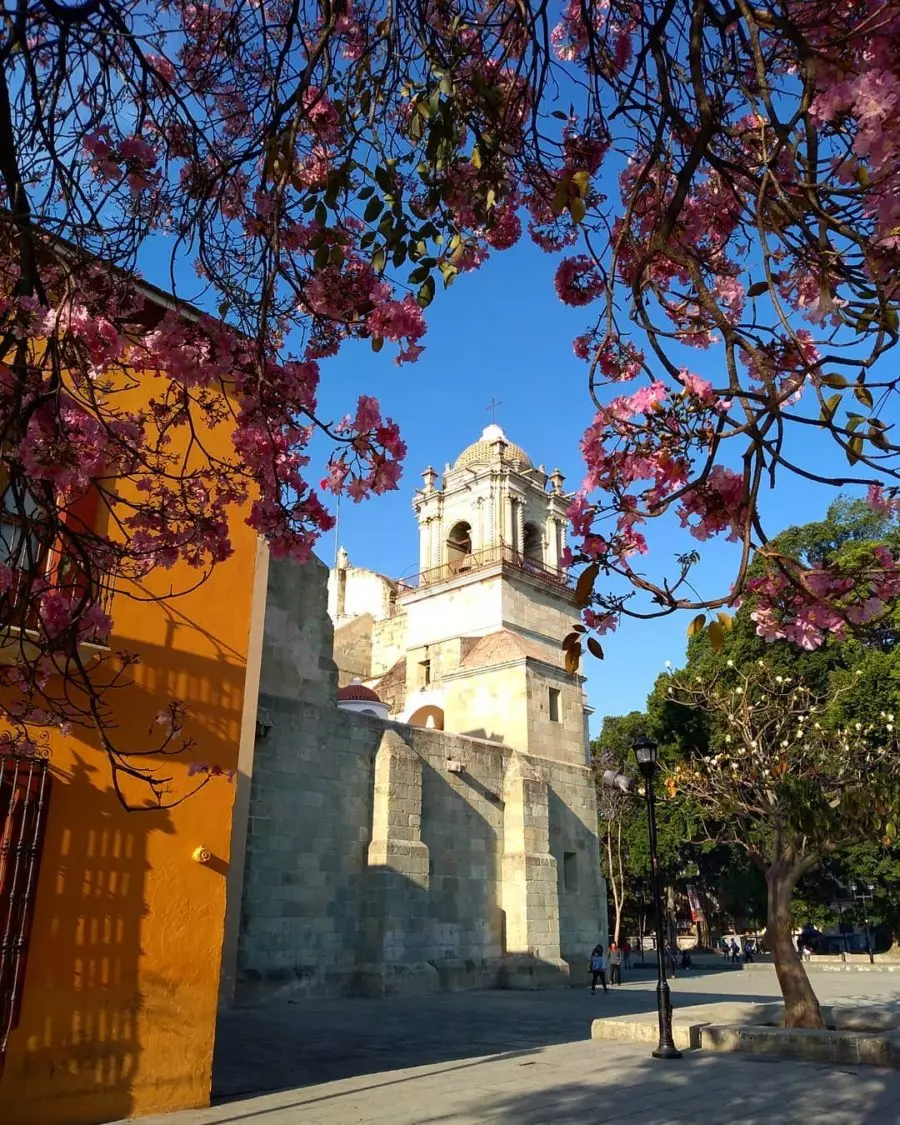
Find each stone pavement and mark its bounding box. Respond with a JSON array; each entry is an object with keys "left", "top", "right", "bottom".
[
  {"left": 113, "top": 1039, "right": 900, "bottom": 1124},
  {"left": 208, "top": 966, "right": 900, "bottom": 1100},
  {"left": 108, "top": 969, "right": 900, "bottom": 1125}
]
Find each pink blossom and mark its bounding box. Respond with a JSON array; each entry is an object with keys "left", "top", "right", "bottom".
[
  {"left": 583, "top": 609, "right": 617, "bottom": 634},
  {"left": 554, "top": 256, "right": 605, "bottom": 306}
]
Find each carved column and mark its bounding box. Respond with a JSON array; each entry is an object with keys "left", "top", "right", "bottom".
[
  {"left": 364, "top": 730, "right": 431, "bottom": 966},
  {"left": 500, "top": 753, "right": 561, "bottom": 962}
]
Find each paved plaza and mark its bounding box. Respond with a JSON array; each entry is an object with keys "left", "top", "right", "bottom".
[{"left": 112, "top": 967, "right": 900, "bottom": 1125}]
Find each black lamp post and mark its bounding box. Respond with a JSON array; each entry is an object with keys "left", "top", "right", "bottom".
[
  {"left": 851, "top": 883, "right": 876, "bottom": 964},
  {"left": 633, "top": 734, "right": 682, "bottom": 1060}
]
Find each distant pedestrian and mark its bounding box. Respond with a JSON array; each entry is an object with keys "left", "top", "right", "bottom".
[
  {"left": 589, "top": 945, "right": 608, "bottom": 994},
  {"left": 680, "top": 947, "right": 692, "bottom": 971},
  {"left": 730, "top": 939, "right": 740, "bottom": 963},
  {"left": 623, "top": 941, "right": 633, "bottom": 970},
  {"left": 721, "top": 937, "right": 730, "bottom": 960},
  {"left": 609, "top": 942, "right": 623, "bottom": 985},
  {"left": 743, "top": 940, "right": 754, "bottom": 963},
  {"left": 802, "top": 944, "right": 813, "bottom": 963}
]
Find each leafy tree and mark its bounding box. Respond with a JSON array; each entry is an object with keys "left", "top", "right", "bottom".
[
  {"left": 592, "top": 712, "right": 644, "bottom": 944},
  {"left": 593, "top": 709, "right": 709, "bottom": 946},
  {"left": 666, "top": 662, "right": 899, "bottom": 1028}
]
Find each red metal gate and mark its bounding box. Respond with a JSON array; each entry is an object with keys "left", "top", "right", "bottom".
[{"left": 0, "top": 751, "right": 51, "bottom": 1077}]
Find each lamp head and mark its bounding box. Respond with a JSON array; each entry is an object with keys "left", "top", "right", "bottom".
[{"left": 632, "top": 734, "right": 659, "bottom": 778}]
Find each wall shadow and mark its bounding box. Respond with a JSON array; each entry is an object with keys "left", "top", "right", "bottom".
[
  {"left": 419, "top": 758, "right": 503, "bottom": 969},
  {"left": 209, "top": 981, "right": 797, "bottom": 1104},
  {"left": 3, "top": 754, "right": 173, "bottom": 1125}
]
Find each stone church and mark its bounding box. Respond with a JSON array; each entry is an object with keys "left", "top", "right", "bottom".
[{"left": 219, "top": 425, "right": 607, "bottom": 1004}]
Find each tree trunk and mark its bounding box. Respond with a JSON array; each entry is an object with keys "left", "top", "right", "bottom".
[
  {"left": 614, "top": 820, "right": 626, "bottom": 946},
  {"left": 766, "top": 868, "right": 825, "bottom": 1030},
  {"left": 604, "top": 829, "right": 623, "bottom": 945}
]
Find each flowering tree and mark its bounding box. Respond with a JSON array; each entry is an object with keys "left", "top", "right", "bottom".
[
  {"left": 554, "top": 2, "right": 900, "bottom": 659},
  {"left": 4, "top": 1, "right": 900, "bottom": 802},
  {"left": 665, "top": 660, "right": 899, "bottom": 1028},
  {"left": 0, "top": 0, "right": 545, "bottom": 803}
]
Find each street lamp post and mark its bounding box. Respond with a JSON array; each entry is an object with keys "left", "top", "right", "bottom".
[
  {"left": 632, "top": 735, "right": 682, "bottom": 1060},
  {"left": 851, "top": 883, "right": 875, "bottom": 964}
]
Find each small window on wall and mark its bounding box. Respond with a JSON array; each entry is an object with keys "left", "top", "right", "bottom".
[
  {"left": 420, "top": 659, "right": 431, "bottom": 687},
  {"left": 548, "top": 687, "right": 560, "bottom": 722},
  {"left": 563, "top": 851, "right": 578, "bottom": 891}
]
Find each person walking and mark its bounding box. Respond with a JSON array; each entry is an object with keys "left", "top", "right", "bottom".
[
  {"left": 608, "top": 941, "right": 623, "bottom": 986},
  {"left": 730, "top": 938, "right": 740, "bottom": 963},
  {"left": 589, "top": 945, "right": 608, "bottom": 994},
  {"left": 622, "top": 941, "right": 632, "bottom": 970},
  {"left": 743, "top": 939, "right": 754, "bottom": 963}
]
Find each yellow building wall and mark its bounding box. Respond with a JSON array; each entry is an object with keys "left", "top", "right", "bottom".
[{"left": 0, "top": 365, "right": 259, "bottom": 1122}]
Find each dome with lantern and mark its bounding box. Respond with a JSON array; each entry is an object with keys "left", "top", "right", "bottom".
[
  {"left": 336, "top": 678, "right": 390, "bottom": 719},
  {"left": 453, "top": 424, "right": 532, "bottom": 472}
]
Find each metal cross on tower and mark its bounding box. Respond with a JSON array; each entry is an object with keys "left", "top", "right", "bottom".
[{"left": 485, "top": 397, "right": 502, "bottom": 423}]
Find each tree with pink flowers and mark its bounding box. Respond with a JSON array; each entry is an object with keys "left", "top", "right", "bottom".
[{"left": 2, "top": 1, "right": 900, "bottom": 803}]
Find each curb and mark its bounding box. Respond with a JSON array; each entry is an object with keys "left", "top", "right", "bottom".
[{"left": 591, "top": 1010, "right": 900, "bottom": 1069}]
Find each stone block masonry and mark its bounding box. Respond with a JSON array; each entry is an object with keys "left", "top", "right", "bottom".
[{"left": 228, "top": 555, "right": 607, "bottom": 1004}]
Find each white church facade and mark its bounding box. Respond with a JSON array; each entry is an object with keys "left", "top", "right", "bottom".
[
  {"left": 328, "top": 424, "right": 592, "bottom": 763},
  {"left": 220, "top": 426, "right": 607, "bottom": 1003}
]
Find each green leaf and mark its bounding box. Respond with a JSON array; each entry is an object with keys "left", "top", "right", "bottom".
[
  {"left": 820, "top": 393, "right": 841, "bottom": 422},
  {"left": 417, "top": 276, "right": 435, "bottom": 307},
  {"left": 565, "top": 642, "right": 582, "bottom": 675},
  {"left": 708, "top": 620, "right": 725, "bottom": 654},
  {"left": 747, "top": 281, "right": 769, "bottom": 298},
  {"left": 847, "top": 434, "right": 864, "bottom": 465},
  {"left": 358, "top": 185, "right": 375, "bottom": 200},
  {"left": 821, "top": 373, "right": 849, "bottom": 389},
  {"left": 364, "top": 197, "right": 383, "bottom": 222},
  {"left": 371, "top": 336, "right": 384, "bottom": 352},
  {"left": 854, "top": 384, "right": 874, "bottom": 409},
  {"left": 372, "top": 248, "right": 386, "bottom": 272},
  {"left": 374, "top": 166, "right": 393, "bottom": 192},
  {"left": 313, "top": 244, "right": 330, "bottom": 270},
  {"left": 562, "top": 631, "right": 581, "bottom": 652},
  {"left": 408, "top": 265, "right": 431, "bottom": 285},
  {"left": 687, "top": 613, "right": 707, "bottom": 638},
  {"left": 587, "top": 637, "right": 605, "bottom": 661},
  {"left": 717, "top": 611, "right": 734, "bottom": 632},
  {"left": 869, "top": 426, "right": 891, "bottom": 452}
]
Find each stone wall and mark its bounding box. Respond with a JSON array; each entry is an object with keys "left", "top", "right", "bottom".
[{"left": 232, "top": 555, "right": 606, "bottom": 1003}]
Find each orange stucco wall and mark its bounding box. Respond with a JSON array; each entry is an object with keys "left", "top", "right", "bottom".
[{"left": 0, "top": 367, "right": 259, "bottom": 1123}]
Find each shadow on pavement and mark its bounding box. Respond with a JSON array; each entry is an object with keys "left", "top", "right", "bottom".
[
  {"left": 211, "top": 982, "right": 783, "bottom": 1103},
  {"left": 416, "top": 1054, "right": 900, "bottom": 1125}
]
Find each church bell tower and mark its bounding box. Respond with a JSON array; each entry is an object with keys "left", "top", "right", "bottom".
[{"left": 399, "top": 424, "right": 591, "bottom": 765}]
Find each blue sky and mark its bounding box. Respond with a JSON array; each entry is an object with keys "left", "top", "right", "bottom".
[
  {"left": 301, "top": 236, "right": 852, "bottom": 734},
  {"left": 138, "top": 188, "right": 876, "bottom": 736}
]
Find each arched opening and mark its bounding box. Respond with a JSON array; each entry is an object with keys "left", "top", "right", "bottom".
[
  {"left": 446, "top": 521, "right": 472, "bottom": 573},
  {"left": 408, "top": 705, "right": 445, "bottom": 731},
  {"left": 523, "top": 522, "right": 543, "bottom": 567}
]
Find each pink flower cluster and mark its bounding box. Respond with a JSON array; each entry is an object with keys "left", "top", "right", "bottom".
[
  {"left": 677, "top": 467, "right": 747, "bottom": 543},
  {"left": 554, "top": 256, "right": 605, "bottom": 306},
  {"left": 748, "top": 542, "right": 900, "bottom": 650}
]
